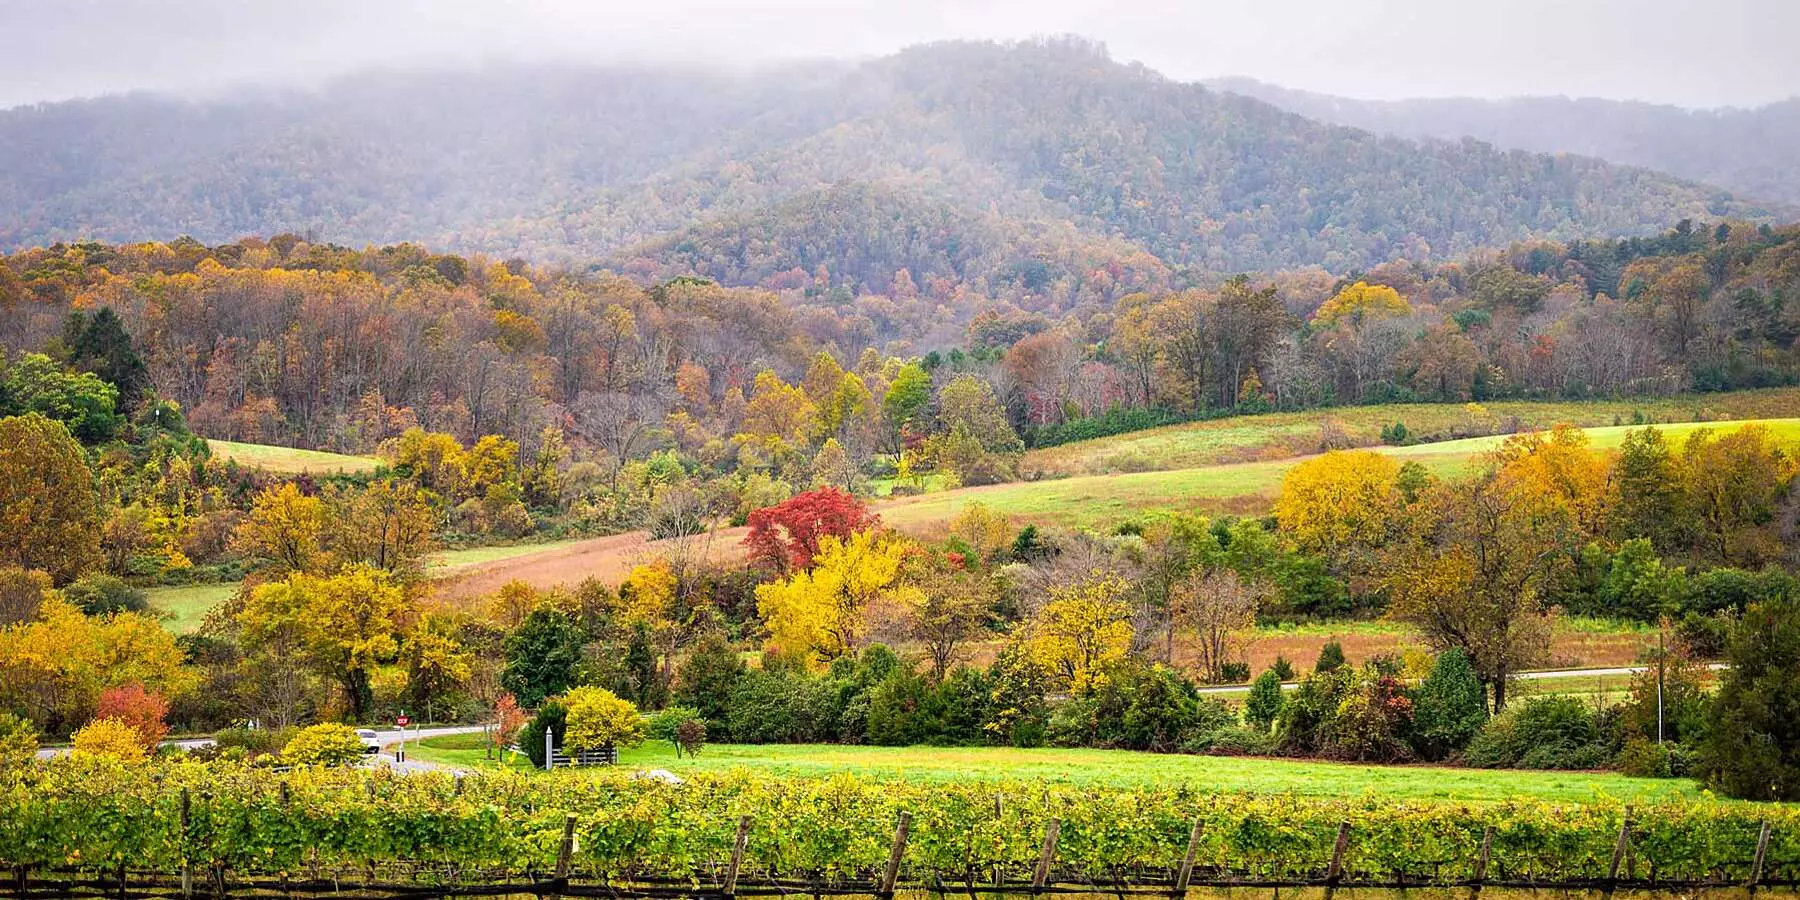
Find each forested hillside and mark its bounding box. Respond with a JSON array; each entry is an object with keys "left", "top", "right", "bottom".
[
  {"left": 0, "top": 39, "right": 1773, "bottom": 293},
  {"left": 1211, "top": 77, "right": 1800, "bottom": 206}
]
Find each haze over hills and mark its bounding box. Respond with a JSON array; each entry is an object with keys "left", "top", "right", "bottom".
[
  {"left": 1209, "top": 76, "right": 1800, "bottom": 207},
  {"left": 0, "top": 38, "right": 1777, "bottom": 295}
]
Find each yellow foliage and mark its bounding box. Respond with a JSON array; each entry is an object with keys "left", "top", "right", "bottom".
[
  {"left": 755, "top": 530, "right": 922, "bottom": 664},
  {"left": 1490, "top": 425, "right": 1613, "bottom": 540},
  {"left": 620, "top": 562, "right": 678, "bottom": 629},
  {"left": 0, "top": 599, "right": 196, "bottom": 727},
  {"left": 948, "top": 502, "right": 1013, "bottom": 563},
  {"left": 233, "top": 483, "right": 328, "bottom": 573},
  {"left": 1026, "top": 570, "right": 1133, "bottom": 690},
  {"left": 239, "top": 565, "right": 412, "bottom": 691},
  {"left": 562, "top": 686, "right": 644, "bottom": 752},
  {"left": 1310, "top": 281, "right": 1412, "bottom": 327},
  {"left": 72, "top": 717, "right": 147, "bottom": 762},
  {"left": 1274, "top": 450, "right": 1402, "bottom": 569},
  {"left": 282, "top": 723, "right": 366, "bottom": 767}
]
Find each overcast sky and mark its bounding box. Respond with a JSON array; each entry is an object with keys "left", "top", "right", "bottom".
[{"left": 5, "top": 0, "right": 1797, "bottom": 110}]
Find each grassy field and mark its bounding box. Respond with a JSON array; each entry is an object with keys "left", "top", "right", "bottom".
[
  {"left": 410, "top": 733, "right": 1704, "bottom": 804},
  {"left": 1022, "top": 388, "right": 1800, "bottom": 477},
  {"left": 883, "top": 418, "right": 1800, "bottom": 534},
  {"left": 144, "top": 582, "right": 238, "bottom": 632},
  {"left": 207, "top": 439, "right": 381, "bottom": 475}
]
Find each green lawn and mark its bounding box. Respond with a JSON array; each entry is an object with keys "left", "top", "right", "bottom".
[
  {"left": 145, "top": 582, "right": 238, "bottom": 633},
  {"left": 1024, "top": 388, "right": 1800, "bottom": 478},
  {"left": 207, "top": 439, "right": 381, "bottom": 475},
  {"left": 431, "top": 538, "right": 594, "bottom": 573},
  {"left": 412, "top": 733, "right": 1706, "bottom": 804},
  {"left": 883, "top": 418, "right": 1800, "bottom": 533}
]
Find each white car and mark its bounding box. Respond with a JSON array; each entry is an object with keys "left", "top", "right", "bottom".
[{"left": 357, "top": 729, "right": 382, "bottom": 754}]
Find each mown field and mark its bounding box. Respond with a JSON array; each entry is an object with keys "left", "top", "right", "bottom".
[
  {"left": 410, "top": 732, "right": 1704, "bottom": 804},
  {"left": 1023, "top": 387, "right": 1800, "bottom": 477},
  {"left": 885, "top": 417, "right": 1800, "bottom": 533},
  {"left": 205, "top": 439, "right": 381, "bottom": 475}
]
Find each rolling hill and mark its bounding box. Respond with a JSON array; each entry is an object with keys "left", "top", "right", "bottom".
[
  {"left": 1209, "top": 77, "right": 1800, "bottom": 206},
  {"left": 0, "top": 39, "right": 1774, "bottom": 289}
]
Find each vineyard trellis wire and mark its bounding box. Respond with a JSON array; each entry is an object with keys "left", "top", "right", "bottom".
[{"left": 2, "top": 760, "right": 1797, "bottom": 899}]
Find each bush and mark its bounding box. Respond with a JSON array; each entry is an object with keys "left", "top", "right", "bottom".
[
  {"left": 1217, "top": 662, "right": 1251, "bottom": 684},
  {"left": 1466, "top": 696, "right": 1609, "bottom": 770},
  {"left": 1268, "top": 655, "right": 1296, "bottom": 681},
  {"left": 644, "top": 706, "right": 703, "bottom": 743},
  {"left": 1618, "top": 737, "right": 1675, "bottom": 778},
  {"left": 726, "top": 670, "right": 836, "bottom": 743},
  {"left": 1702, "top": 597, "right": 1800, "bottom": 800},
  {"left": 1314, "top": 641, "right": 1346, "bottom": 674},
  {"left": 95, "top": 683, "right": 170, "bottom": 751},
  {"left": 0, "top": 711, "right": 38, "bottom": 766},
  {"left": 1410, "top": 650, "right": 1487, "bottom": 760},
  {"left": 212, "top": 725, "right": 295, "bottom": 758},
  {"left": 1244, "top": 669, "right": 1285, "bottom": 732},
  {"left": 520, "top": 702, "right": 566, "bottom": 767},
  {"left": 673, "top": 632, "right": 746, "bottom": 740},
  {"left": 562, "top": 686, "right": 643, "bottom": 752},
  {"left": 1380, "top": 421, "right": 1410, "bottom": 445},
  {"left": 1185, "top": 724, "right": 1277, "bottom": 756},
  {"left": 674, "top": 719, "right": 706, "bottom": 756},
  {"left": 282, "top": 724, "right": 365, "bottom": 767},
  {"left": 62, "top": 574, "right": 148, "bottom": 616},
  {"left": 72, "top": 718, "right": 148, "bottom": 762}
]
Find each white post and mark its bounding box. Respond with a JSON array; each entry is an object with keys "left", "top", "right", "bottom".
[{"left": 545, "top": 728, "right": 554, "bottom": 771}]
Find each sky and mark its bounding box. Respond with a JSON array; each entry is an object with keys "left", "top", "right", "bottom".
[{"left": 4, "top": 0, "right": 1798, "bottom": 110}]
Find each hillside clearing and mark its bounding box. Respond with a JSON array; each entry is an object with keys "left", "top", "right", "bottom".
[
  {"left": 206, "top": 440, "right": 380, "bottom": 475},
  {"left": 887, "top": 418, "right": 1800, "bottom": 533},
  {"left": 410, "top": 734, "right": 1704, "bottom": 804},
  {"left": 1024, "top": 388, "right": 1800, "bottom": 477}
]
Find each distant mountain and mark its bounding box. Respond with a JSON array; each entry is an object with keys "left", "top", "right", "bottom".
[
  {"left": 0, "top": 38, "right": 1775, "bottom": 296},
  {"left": 1209, "top": 76, "right": 1800, "bottom": 207}
]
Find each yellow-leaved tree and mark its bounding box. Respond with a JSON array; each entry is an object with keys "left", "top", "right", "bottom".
[
  {"left": 232, "top": 483, "right": 328, "bottom": 574},
  {"left": 71, "top": 717, "right": 147, "bottom": 762},
  {"left": 1026, "top": 570, "right": 1134, "bottom": 691},
  {"left": 755, "top": 530, "right": 921, "bottom": 664},
  {"left": 1275, "top": 450, "right": 1403, "bottom": 574},
  {"left": 239, "top": 564, "right": 411, "bottom": 722},
  {"left": 1309, "top": 281, "right": 1412, "bottom": 328},
  {"left": 0, "top": 597, "right": 194, "bottom": 733}
]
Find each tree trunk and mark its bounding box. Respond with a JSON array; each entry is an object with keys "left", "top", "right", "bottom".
[{"left": 1491, "top": 676, "right": 1507, "bottom": 714}]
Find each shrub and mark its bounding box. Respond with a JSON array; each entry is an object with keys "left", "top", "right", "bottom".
[
  {"left": 562, "top": 686, "right": 643, "bottom": 753},
  {"left": 644, "top": 706, "right": 703, "bottom": 743},
  {"left": 1217, "top": 661, "right": 1251, "bottom": 683},
  {"left": 1702, "top": 597, "right": 1800, "bottom": 800},
  {"left": 1244, "top": 669, "right": 1285, "bottom": 732},
  {"left": 673, "top": 632, "right": 746, "bottom": 740},
  {"left": 281, "top": 724, "right": 365, "bottom": 767},
  {"left": 727, "top": 670, "right": 836, "bottom": 743},
  {"left": 1380, "top": 422, "right": 1410, "bottom": 445},
  {"left": 1323, "top": 672, "right": 1413, "bottom": 762},
  {"left": 1466, "top": 696, "right": 1609, "bottom": 770},
  {"left": 63, "top": 575, "right": 149, "bottom": 616},
  {"left": 674, "top": 719, "right": 706, "bottom": 757},
  {"left": 1618, "top": 737, "right": 1675, "bottom": 778},
  {"left": 520, "top": 702, "right": 566, "bottom": 767},
  {"left": 95, "top": 683, "right": 170, "bottom": 751},
  {"left": 1410, "top": 649, "right": 1487, "bottom": 760},
  {"left": 1268, "top": 655, "right": 1296, "bottom": 681},
  {"left": 72, "top": 718, "right": 148, "bottom": 762},
  {"left": 1185, "top": 724, "right": 1277, "bottom": 756},
  {"left": 0, "top": 711, "right": 38, "bottom": 766},
  {"left": 212, "top": 725, "right": 295, "bottom": 758},
  {"left": 1314, "top": 641, "right": 1346, "bottom": 674}
]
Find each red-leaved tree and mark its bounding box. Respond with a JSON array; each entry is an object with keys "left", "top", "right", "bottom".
[
  {"left": 95, "top": 683, "right": 170, "bottom": 751},
  {"left": 743, "top": 487, "right": 878, "bottom": 573}
]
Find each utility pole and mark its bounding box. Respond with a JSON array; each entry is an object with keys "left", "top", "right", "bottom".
[{"left": 1656, "top": 629, "right": 1665, "bottom": 745}]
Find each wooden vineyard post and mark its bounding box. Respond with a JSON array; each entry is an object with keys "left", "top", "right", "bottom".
[
  {"left": 1172, "top": 820, "right": 1205, "bottom": 899},
  {"left": 1322, "top": 823, "right": 1352, "bottom": 900},
  {"left": 1749, "top": 821, "right": 1772, "bottom": 891},
  {"left": 547, "top": 814, "right": 576, "bottom": 899},
  {"left": 723, "top": 815, "right": 752, "bottom": 898},
  {"left": 880, "top": 812, "right": 911, "bottom": 900},
  {"left": 1468, "top": 826, "right": 1494, "bottom": 900},
  {"left": 179, "top": 788, "right": 193, "bottom": 900},
  {"left": 1601, "top": 817, "right": 1632, "bottom": 900},
  {"left": 1032, "top": 819, "right": 1062, "bottom": 892}
]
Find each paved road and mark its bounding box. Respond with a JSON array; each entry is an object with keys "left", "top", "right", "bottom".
[{"left": 35, "top": 723, "right": 486, "bottom": 761}]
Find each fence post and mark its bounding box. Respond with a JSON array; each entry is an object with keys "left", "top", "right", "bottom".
[
  {"left": 1032, "top": 819, "right": 1062, "bottom": 891},
  {"left": 1607, "top": 819, "right": 1632, "bottom": 883},
  {"left": 179, "top": 788, "right": 193, "bottom": 900},
  {"left": 1321, "top": 822, "right": 1351, "bottom": 900},
  {"left": 1469, "top": 825, "right": 1494, "bottom": 898},
  {"left": 1172, "top": 820, "right": 1205, "bottom": 899},
  {"left": 723, "top": 816, "right": 751, "bottom": 898},
  {"left": 1749, "top": 821, "right": 1772, "bottom": 889},
  {"left": 546, "top": 813, "right": 576, "bottom": 899},
  {"left": 880, "top": 812, "right": 911, "bottom": 900}
]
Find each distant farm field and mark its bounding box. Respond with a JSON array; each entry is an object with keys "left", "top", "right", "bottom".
[
  {"left": 206, "top": 439, "right": 381, "bottom": 475},
  {"left": 144, "top": 582, "right": 237, "bottom": 633},
  {"left": 885, "top": 418, "right": 1800, "bottom": 534},
  {"left": 1024, "top": 388, "right": 1800, "bottom": 478},
  {"left": 410, "top": 733, "right": 1704, "bottom": 804}
]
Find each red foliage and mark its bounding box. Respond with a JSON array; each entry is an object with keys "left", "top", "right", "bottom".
[
  {"left": 743, "top": 487, "right": 879, "bottom": 572},
  {"left": 95, "top": 683, "right": 170, "bottom": 751},
  {"left": 493, "top": 693, "right": 528, "bottom": 749}
]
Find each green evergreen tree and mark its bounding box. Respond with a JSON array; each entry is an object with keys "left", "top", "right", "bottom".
[
  {"left": 1702, "top": 599, "right": 1800, "bottom": 800},
  {"left": 1314, "top": 640, "right": 1346, "bottom": 674},
  {"left": 673, "top": 632, "right": 748, "bottom": 740},
  {"left": 1410, "top": 649, "right": 1488, "bottom": 760},
  {"left": 500, "top": 608, "right": 585, "bottom": 708},
  {"left": 1245, "top": 668, "right": 1285, "bottom": 732},
  {"left": 62, "top": 307, "right": 150, "bottom": 413}
]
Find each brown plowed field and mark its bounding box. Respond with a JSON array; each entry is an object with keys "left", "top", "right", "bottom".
[{"left": 432, "top": 527, "right": 751, "bottom": 600}]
